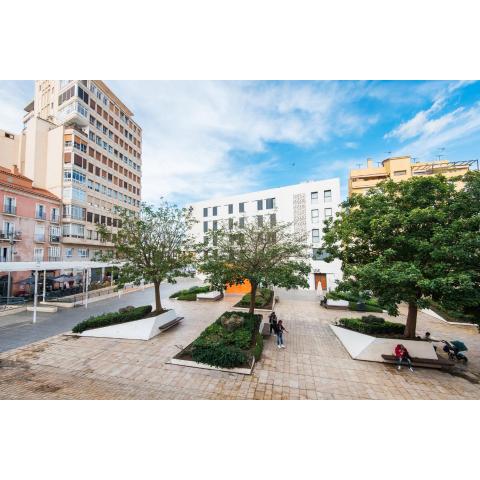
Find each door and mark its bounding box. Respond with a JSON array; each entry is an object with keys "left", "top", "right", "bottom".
[{"left": 314, "top": 273, "right": 327, "bottom": 291}]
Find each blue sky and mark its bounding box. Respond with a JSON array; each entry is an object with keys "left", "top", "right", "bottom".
[{"left": 1, "top": 80, "right": 479, "bottom": 204}]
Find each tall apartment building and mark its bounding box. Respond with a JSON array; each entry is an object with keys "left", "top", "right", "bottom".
[
  {"left": 190, "top": 179, "right": 343, "bottom": 291},
  {"left": 0, "top": 80, "right": 142, "bottom": 263},
  {"left": 349, "top": 155, "right": 477, "bottom": 196}
]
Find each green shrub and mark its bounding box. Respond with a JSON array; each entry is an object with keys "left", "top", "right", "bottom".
[
  {"left": 190, "top": 311, "right": 262, "bottom": 368},
  {"left": 253, "top": 333, "right": 263, "bottom": 361},
  {"left": 170, "top": 285, "right": 210, "bottom": 299},
  {"left": 328, "top": 290, "right": 383, "bottom": 309},
  {"left": 72, "top": 305, "right": 153, "bottom": 333},
  {"left": 348, "top": 302, "right": 383, "bottom": 313},
  {"left": 338, "top": 315, "right": 404, "bottom": 335},
  {"left": 177, "top": 292, "right": 198, "bottom": 301},
  {"left": 237, "top": 288, "right": 273, "bottom": 308}
]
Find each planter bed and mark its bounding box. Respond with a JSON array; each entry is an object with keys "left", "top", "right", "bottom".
[
  {"left": 172, "top": 311, "right": 263, "bottom": 374},
  {"left": 233, "top": 289, "right": 275, "bottom": 312},
  {"left": 169, "top": 285, "right": 211, "bottom": 301}
]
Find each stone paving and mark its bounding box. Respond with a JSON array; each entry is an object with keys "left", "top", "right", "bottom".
[{"left": 1, "top": 287, "right": 479, "bottom": 400}]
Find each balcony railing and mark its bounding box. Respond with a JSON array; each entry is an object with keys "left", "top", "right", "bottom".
[
  {"left": 3, "top": 205, "right": 16, "bottom": 215},
  {"left": 48, "top": 256, "right": 61, "bottom": 262},
  {"left": 0, "top": 231, "right": 21, "bottom": 240},
  {"left": 50, "top": 235, "right": 61, "bottom": 243},
  {"left": 35, "top": 211, "right": 47, "bottom": 220},
  {"left": 51, "top": 214, "right": 60, "bottom": 223},
  {"left": 34, "top": 233, "right": 46, "bottom": 242}
]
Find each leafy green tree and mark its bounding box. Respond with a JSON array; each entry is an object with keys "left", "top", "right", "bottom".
[
  {"left": 98, "top": 201, "right": 197, "bottom": 314},
  {"left": 197, "top": 219, "right": 311, "bottom": 313},
  {"left": 323, "top": 172, "right": 480, "bottom": 338}
]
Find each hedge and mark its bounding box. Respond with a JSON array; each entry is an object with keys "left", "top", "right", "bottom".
[
  {"left": 237, "top": 288, "right": 273, "bottom": 308},
  {"left": 170, "top": 285, "right": 211, "bottom": 299},
  {"left": 338, "top": 315, "right": 404, "bottom": 335},
  {"left": 191, "top": 311, "right": 262, "bottom": 368},
  {"left": 177, "top": 292, "right": 198, "bottom": 301},
  {"left": 328, "top": 290, "right": 383, "bottom": 309},
  {"left": 72, "top": 305, "right": 153, "bottom": 333},
  {"left": 348, "top": 302, "right": 383, "bottom": 313}
]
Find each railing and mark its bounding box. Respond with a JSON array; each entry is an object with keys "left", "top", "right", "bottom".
[
  {"left": 46, "top": 285, "right": 118, "bottom": 303},
  {"left": 0, "top": 231, "right": 21, "bottom": 240},
  {"left": 48, "top": 256, "right": 61, "bottom": 261},
  {"left": 50, "top": 235, "right": 61, "bottom": 243},
  {"left": 35, "top": 211, "right": 47, "bottom": 220},
  {"left": 34, "top": 234, "right": 45, "bottom": 242},
  {"left": 0, "top": 296, "right": 27, "bottom": 306},
  {"left": 3, "top": 205, "right": 16, "bottom": 215},
  {"left": 51, "top": 214, "right": 60, "bottom": 223}
]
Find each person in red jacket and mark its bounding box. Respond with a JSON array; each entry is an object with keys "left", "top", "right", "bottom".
[{"left": 394, "top": 344, "right": 414, "bottom": 372}]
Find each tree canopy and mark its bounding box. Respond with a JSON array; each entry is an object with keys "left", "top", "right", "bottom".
[
  {"left": 197, "top": 219, "right": 311, "bottom": 313},
  {"left": 98, "top": 201, "right": 197, "bottom": 314},
  {"left": 322, "top": 172, "right": 480, "bottom": 337}
]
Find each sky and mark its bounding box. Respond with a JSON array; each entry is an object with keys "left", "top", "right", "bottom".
[{"left": 1, "top": 80, "right": 479, "bottom": 205}]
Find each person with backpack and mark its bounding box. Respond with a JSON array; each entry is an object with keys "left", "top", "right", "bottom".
[
  {"left": 394, "top": 344, "right": 413, "bottom": 372},
  {"left": 269, "top": 311, "right": 278, "bottom": 335},
  {"left": 276, "top": 320, "right": 288, "bottom": 349}
]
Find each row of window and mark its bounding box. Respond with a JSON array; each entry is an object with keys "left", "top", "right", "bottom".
[
  {"left": 311, "top": 190, "right": 332, "bottom": 203},
  {"left": 32, "top": 246, "right": 88, "bottom": 261},
  {"left": 311, "top": 208, "right": 333, "bottom": 223},
  {"left": 2, "top": 197, "right": 60, "bottom": 221},
  {"left": 203, "top": 198, "right": 276, "bottom": 217},
  {"left": 203, "top": 214, "right": 277, "bottom": 232}
]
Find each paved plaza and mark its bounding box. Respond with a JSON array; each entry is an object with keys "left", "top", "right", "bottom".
[{"left": 1, "top": 285, "right": 479, "bottom": 399}]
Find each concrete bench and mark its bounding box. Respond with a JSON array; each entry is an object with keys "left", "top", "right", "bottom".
[
  {"left": 325, "top": 299, "right": 349, "bottom": 309},
  {"left": 261, "top": 323, "right": 272, "bottom": 337},
  {"left": 158, "top": 316, "right": 184, "bottom": 332},
  {"left": 197, "top": 291, "right": 223, "bottom": 301},
  {"left": 381, "top": 354, "right": 454, "bottom": 369}
]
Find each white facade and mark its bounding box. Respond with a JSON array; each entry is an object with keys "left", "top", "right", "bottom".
[{"left": 190, "top": 179, "right": 343, "bottom": 291}]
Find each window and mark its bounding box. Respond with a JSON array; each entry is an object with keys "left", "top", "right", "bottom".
[
  {"left": 63, "top": 187, "right": 86, "bottom": 202},
  {"left": 239, "top": 216, "right": 245, "bottom": 228},
  {"left": 311, "top": 209, "right": 319, "bottom": 224},
  {"left": 257, "top": 200, "right": 263, "bottom": 211},
  {"left": 324, "top": 208, "right": 332, "bottom": 219},
  {"left": 77, "top": 86, "right": 89, "bottom": 105},
  {"left": 63, "top": 205, "right": 86, "bottom": 221},
  {"left": 270, "top": 213, "right": 276, "bottom": 226},
  {"left": 78, "top": 248, "right": 88, "bottom": 258},
  {"left": 36, "top": 204, "right": 46, "bottom": 220},
  {"left": 62, "top": 223, "right": 85, "bottom": 238},
  {"left": 312, "top": 248, "right": 328, "bottom": 261},
  {"left": 3, "top": 196, "right": 16, "bottom": 214},
  {"left": 394, "top": 170, "right": 407, "bottom": 176},
  {"left": 265, "top": 198, "right": 275, "bottom": 209},
  {"left": 58, "top": 85, "right": 75, "bottom": 106},
  {"left": 239, "top": 202, "right": 245, "bottom": 213},
  {"left": 203, "top": 221, "right": 208, "bottom": 233},
  {"left": 34, "top": 248, "right": 44, "bottom": 261},
  {"left": 228, "top": 218, "right": 234, "bottom": 230},
  {"left": 228, "top": 204, "right": 233, "bottom": 214},
  {"left": 48, "top": 246, "right": 61, "bottom": 260},
  {"left": 257, "top": 215, "right": 263, "bottom": 226},
  {"left": 64, "top": 169, "right": 86, "bottom": 184},
  {"left": 213, "top": 220, "right": 218, "bottom": 231},
  {"left": 311, "top": 192, "right": 318, "bottom": 203},
  {"left": 312, "top": 229, "right": 320, "bottom": 244},
  {"left": 65, "top": 248, "right": 73, "bottom": 258},
  {"left": 212, "top": 206, "right": 218, "bottom": 216},
  {"left": 203, "top": 207, "right": 208, "bottom": 217},
  {"left": 324, "top": 189, "right": 332, "bottom": 202}
]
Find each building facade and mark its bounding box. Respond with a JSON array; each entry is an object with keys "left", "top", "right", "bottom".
[
  {"left": 190, "top": 179, "right": 343, "bottom": 291},
  {"left": 0, "top": 80, "right": 142, "bottom": 263},
  {"left": 0, "top": 165, "right": 62, "bottom": 295},
  {"left": 349, "top": 156, "right": 477, "bottom": 196}
]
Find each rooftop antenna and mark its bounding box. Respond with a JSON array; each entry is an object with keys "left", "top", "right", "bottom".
[
  {"left": 385, "top": 151, "right": 392, "bottom": 157},
  {"left": 412, "top": 157, "right": 418, "bottom": 163},
  {"left": 437, "top": 147, "right": 445, "bottom": 161},
  {"left": 356, "top": 163, "right": 362, "bottom": 168}
]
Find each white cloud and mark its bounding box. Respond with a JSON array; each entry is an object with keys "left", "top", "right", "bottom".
[{"left": 108, "top": 81, "right": 377, "bottom": 205}]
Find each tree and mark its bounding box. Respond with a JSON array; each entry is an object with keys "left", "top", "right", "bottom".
[
  {"left": 98, "top": 201, "right": 197, "bottom": 314},
  {"left": 322, "top": 172, "right": 480, "bottom": 338},
  {"left": 197, "top": 219, "right": 311, "bottom": 313}
]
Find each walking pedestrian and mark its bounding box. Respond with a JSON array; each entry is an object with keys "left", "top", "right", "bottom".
[
  {"left": 276, "top": 320, "right": 288, "bottom": 349},
  {"left": 269, "top": 311, "right": 278, "bottom": 335}
]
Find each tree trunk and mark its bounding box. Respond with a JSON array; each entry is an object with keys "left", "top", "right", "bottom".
[
  {"left": 249, "top": 282, "right": 258, "bottom": 315},
  {"left": 153, "top": 280, "right": 162, "bottom": 314},
  {"left": 404, "top": 302, "right": 418, "bottom": 338}
]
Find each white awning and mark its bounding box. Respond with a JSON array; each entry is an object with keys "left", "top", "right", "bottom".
[{"left": 0, "top": 260, "right": 121, "bottom": 273}]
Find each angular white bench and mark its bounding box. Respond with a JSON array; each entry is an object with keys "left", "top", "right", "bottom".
[
  {"left": 325, "top": 299, "right": 349, "bottom": 309},
  {"left": 197, "top": 291, "right": 223, "bottom": 301}
]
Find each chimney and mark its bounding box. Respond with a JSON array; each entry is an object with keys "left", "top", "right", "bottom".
[
  {"left": 367, "top": 158, "right": 373, "bottom": 168},
  {"left": 12, "top": 165, "right": 19, "bottom": 175}
]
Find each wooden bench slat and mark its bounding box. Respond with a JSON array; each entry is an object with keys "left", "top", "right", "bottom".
[{"left": 381, "top": 354, "right": 454, "bottom": 367}]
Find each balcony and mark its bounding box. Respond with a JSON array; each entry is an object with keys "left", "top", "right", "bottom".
[
  {"left": 51, "top": 214, "right": 60, "bottom": 223},
  {"left": 35, "top": 211, "right": 47, "bottom": 221},
  {"left": 58, "top": 101, "right": 89, "bottom": 127},
  {"left": 0, "top": 231, "right": 21, "bottom": 241},
  {"left": 50, "top": 235, "right": 61, "bottom": 243},
  {"left": 48, "top": 256, "right": 61, "bottom": 262},
  {"left": 34, "top": 233, "right": 46, "bottom": 242},
  {"left": 3, "top": 205, "right": 16, "bottom": 215}
]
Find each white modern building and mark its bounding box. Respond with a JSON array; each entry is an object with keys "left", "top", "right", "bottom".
[{"left": 190, "top": 179, "right": 343, "bottom": 291}]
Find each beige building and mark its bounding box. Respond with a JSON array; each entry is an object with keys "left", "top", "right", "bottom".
[
  {"left": 349, "top": 156, "right": 477, "bottom": 196},
  {"left": 0, "top": 81, "right": 142, "bottom": 262}
]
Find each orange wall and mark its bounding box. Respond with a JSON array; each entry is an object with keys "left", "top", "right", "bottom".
[{"left": 225, "top": 279, "right": 251, "bottom": 294}]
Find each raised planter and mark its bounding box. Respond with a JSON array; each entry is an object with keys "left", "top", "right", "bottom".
[
  {"left": 197, "top": 291, "right": 223, "bottom": 301},
  {"left": 330, "top": 324, "right": 438, "bottom": 363},
  {"left": 232, "top": 295, "right": 275, "bottom": 313},
  {"left": 422, "top": 308, "right": 479, "bottom": 331},
  {"left": 80, "top": 309, "right": 180, "bottom": 341},
  {"left": 169, "top": 356, "right": 254, "bottom": 375}
]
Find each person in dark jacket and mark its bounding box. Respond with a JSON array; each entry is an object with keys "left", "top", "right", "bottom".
[
  {"left": 269, "top": 311, "right": 278, "bottom": 335},
  {"left": 276, "top": 320, "right": 288, "bottom": 348},
  {"left": 394, "top": 344, "right": 413, "bottom": 372}
]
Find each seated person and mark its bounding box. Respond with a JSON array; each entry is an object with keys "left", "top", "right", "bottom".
[{"left": 394, "top": 344, "right": 414, "bottom": 372}]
